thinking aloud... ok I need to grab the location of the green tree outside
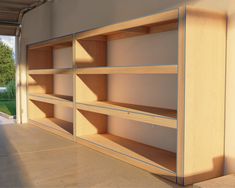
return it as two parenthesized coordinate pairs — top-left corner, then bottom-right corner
(0, 41), (15, 86)
(0, 40), (16, 116)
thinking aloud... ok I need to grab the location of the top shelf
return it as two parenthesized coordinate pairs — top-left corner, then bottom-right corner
(76, 9), (178, 40)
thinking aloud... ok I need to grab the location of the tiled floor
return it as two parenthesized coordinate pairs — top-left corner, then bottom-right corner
(0, 124), (191, 188)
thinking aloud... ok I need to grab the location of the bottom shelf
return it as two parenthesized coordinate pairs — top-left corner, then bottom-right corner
(77, 133), (176, 179)
(30, 118), (74, 140)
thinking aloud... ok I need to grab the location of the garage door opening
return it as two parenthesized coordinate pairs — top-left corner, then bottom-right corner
(0, 35), (16, 125)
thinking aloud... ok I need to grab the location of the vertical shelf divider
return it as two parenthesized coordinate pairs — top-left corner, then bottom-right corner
(177, 6), (186, 185)
(72, 35), (77, 140)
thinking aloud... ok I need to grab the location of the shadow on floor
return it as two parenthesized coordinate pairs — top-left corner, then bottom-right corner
(0, 125), (33, 187)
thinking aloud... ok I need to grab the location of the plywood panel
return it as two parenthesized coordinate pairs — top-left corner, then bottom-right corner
(183, 7), (226, 185)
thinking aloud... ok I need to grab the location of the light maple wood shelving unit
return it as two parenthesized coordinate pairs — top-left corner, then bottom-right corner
(27, 7), (227, 185)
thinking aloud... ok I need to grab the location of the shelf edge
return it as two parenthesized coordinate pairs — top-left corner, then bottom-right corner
(76, 102), (177, 129)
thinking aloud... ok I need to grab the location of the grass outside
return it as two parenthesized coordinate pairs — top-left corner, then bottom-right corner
(0, 99), (16, 116)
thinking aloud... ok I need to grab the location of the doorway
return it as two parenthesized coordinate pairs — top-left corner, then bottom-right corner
(0, 35), (16, 125)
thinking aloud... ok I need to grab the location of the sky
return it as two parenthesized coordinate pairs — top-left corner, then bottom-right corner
(0, 35), (15, 54)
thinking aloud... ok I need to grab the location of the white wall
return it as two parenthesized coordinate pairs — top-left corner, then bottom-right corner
(51, 0), (183, 37)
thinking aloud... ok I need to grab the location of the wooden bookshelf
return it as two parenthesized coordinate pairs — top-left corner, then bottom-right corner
(76, 65), (177, 75)
(76, 101), (177, 129)
(27, 7), (227, 185)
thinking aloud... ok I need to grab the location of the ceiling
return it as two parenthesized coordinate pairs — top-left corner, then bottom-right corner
(0, 0), (48, 36)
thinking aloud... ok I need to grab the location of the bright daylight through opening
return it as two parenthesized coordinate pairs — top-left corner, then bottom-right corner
(0, 35), (16, 125)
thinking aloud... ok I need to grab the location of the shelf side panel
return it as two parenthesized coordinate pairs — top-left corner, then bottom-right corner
(177, 6), (186, 185)
(183, 7), (226, 185)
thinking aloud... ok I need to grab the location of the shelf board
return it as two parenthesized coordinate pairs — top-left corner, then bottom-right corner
(29, 94), (73, 108)
(76, 65), (177, 75)
(77, 134), (176, 177)
(30, 118), (73, 140)
(76, 101), (177, 129)
(28, 68), (74, 75)
(76, 9), (178, 40)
